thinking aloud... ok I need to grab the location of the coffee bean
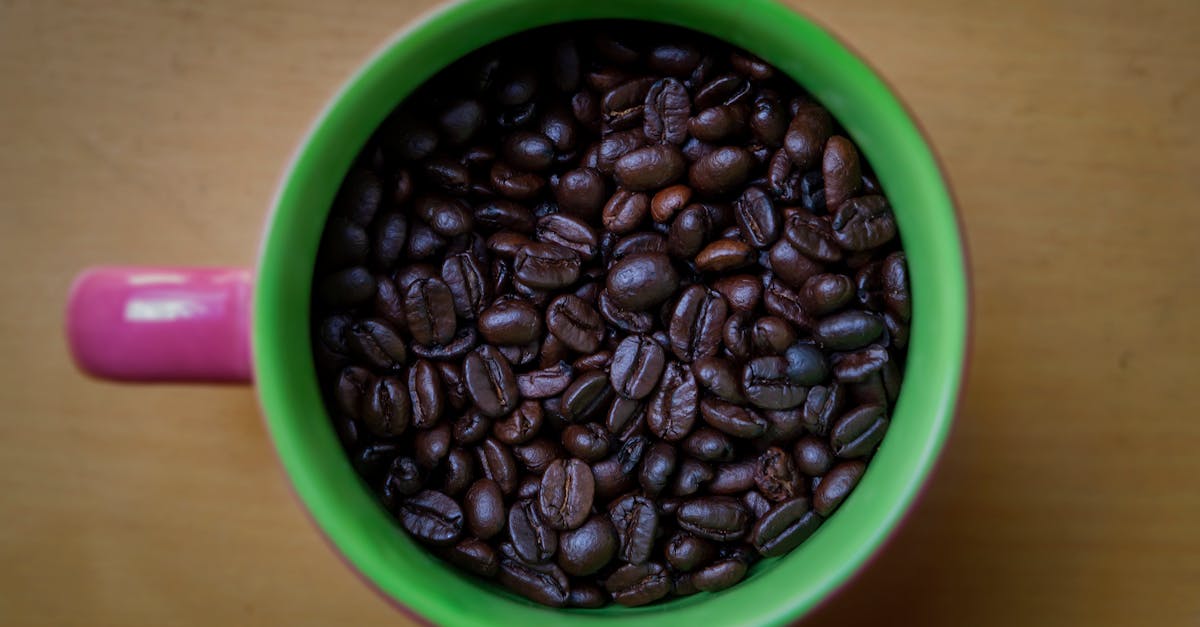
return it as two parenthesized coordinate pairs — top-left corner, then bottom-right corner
(822, 136), (862, 211)
(743, 356), (807, 410)
(453, 411), (491, 446)
(614, 144), (686, 191)
(598, 289), (654, 333)
(568, 584), (607, 608)
(558, 515), (618, 576)
(700, 397), (767, 439)
(606, 562), (671, 607)
(767, 239), (824, 289)
(603, 77), (655, 130)
(802, 383), (845, 436)
(665, 533), (718, 572)
(693, 558), (748, 592)
(514, 243), (581, 290)
(362, 376), (411, 437)
(464, 478), (506, 539)
(734, 186), (780, 248)
(398, 490), (463, 547)
(410, 326), (478, 361)
(693, 357), (747, 404)
(508, 498), (558, 564)
(708, 460), (757, 494)
(831, 403), (889, 458)
(800, 273), (855, 316)
(722, 312), (753, 361)
(444, 537), (499, 578)
(602, 189), (650, 234)
(694, 74), (751, 110)
(882, 252), (911, 321)
(442, 448), (476, 495)
(794, 436), (834, 476)
(639, 441), (678, 496)
(648, 43), (702, 77)
(320, 216), (369, 268)
(517, 360), (574, 399)
(689, 105), (745, 143)
(831, 195), (897, 251)
(610, 334), (667, 400)
(813, 460), (866, 516)
(743, 490), (773, 519)
(605, 396), (646, 440)
(666, 204), (713, 258)
(689, 146), (753, 196)
(763, 279), (812, 329)
(537, 213), (599, 261)
(682, 427), (735, 462)
(476, 437), (519, 495)
(335, 366), (375, 423)
(676, 496), (749, 542)
(538, 459), (595, 530)
(751, 497), (822, 557)
(751, 316), (796, 356)
(712, 275), (762, 312)
(477, 298), (542, 345)
(383, 456), (423, 502)
(605, 252), (679, 311)
(561, 370), (615, 423)
(668, 285), (728, 362)
(671, 459), (714, 497)
(404, 278), (457, 346)
(755, 446), (803, 501)
(440, 253), (489, 319)
(561, 423), (611, 462)
(318, 266), (376, 308)
(498, 555), (569, 607)
(784, 343), (830, 386)
(784, 210), (842, 263)
(643, 77), (690, 145)
(492, 401), (544, 445)
(784, 102), (832, 171)
(546, 295), (604, 353)
(616, 435), (650, 476)
(646, 362), (699, 441)
(650, 184), (692, 223)
(597, 128), (647, 174)
(815, 311), (884, 351)
(464, 345), (518, 417)
(695, 239), (756, 272)
(609, 494), (659, 564)
(414, 423), (451, 469)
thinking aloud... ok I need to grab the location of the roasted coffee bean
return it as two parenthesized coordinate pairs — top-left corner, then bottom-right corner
(743, 490), (773, 519)
(552, 167), (607, 218)
(831, 403), (889, 458)
(651, 184), (692, 223)
(517, 474), (542, 501)
(813, 460), (866, 516)
(514, 243), (581, 290)
(646, 362), (699, 441)
(562, 423), (612, 462)
(666, 204), (712, 258)
(383, 456), (423, 504)
(568, 584), (608, 608)
(614, 144), (686, 191)
(436, 363), (468, 413)
(558, 515), (618, 576)
(743, 356), (807, 410)
(413, 194), (473, 237)
(517, 360), (574, 398)
(498, 555), (570, 607)
(605, 396), (646, 441)
(603, 77), (655, 130)
(414, 423), (451, 469)
(648, 43), (702, 76)
(762, 407), (805, 444)
(607, 562), (671, 607)
(734, 187), (780, 248)
(832, 344), (890, 382)
(693, 558), (748, 592)
(722, 312), (753, 361)
(465, 478), (506, 539)
(355, 441), (401, 481)
(478, 298), (542, 345)
(445, 537), (499, 578)
(476, 437), (519, 495)
(644, 77), (690, 145)
(320, 216), (369, 268)
(334, 365), (375, 418)
(751, 496), (822, 557)
(695, 239), (756, 272)
(437, 98), (486, 144)
(784, 342), (830, 386)
(689, 146), (754, 196)
(592, 457), (636, 503)
(561, 370), (615, 423)
(602, 189), (650, 234)
(362, 376), (411, 437)
(476, 199), (536, 234)
(318, 266), (376, 307)
(784, 102), (833, 171)
(665, 533), (718, 572)
(537, 213), (599, 260)
(370, 276), (407, 327)
(708, 460), (757, 494)
(671, 458), (714, 496)
(442, 448), (476, 495)
(794, 436), (834, 476)
(712, 275), (762, 312)
(688, 105), (744, 143)
(598, 289), (654, 333)
(453, 411), (491, 445)
(763, 279), (812, 330)
(801, 273), (855, 315)
(700, 397), (767, 439)
(677, 496), (749, 542)
(802, 383), (845, 436)
(501, 130), (555, 172)
(546, 294), (604, 353)
(639, 441), (678, 496)
(610, 494), (659, 564)
(508, 498), (558, 564)
(538, 459), (595, 531)
(464, 345), (519, 417)
(694, 73), (751, 109)
(420, 158), (471, 195)
(751, 316), (796, 356)
(784, 210), (841, 263)
(750, 93), (788, 147)
(512, 438), (565, 475)
(398, 490), (463, 547)
(668, 285), (728, 362)
(492, 401), (544, 445)
(831, 195), (897, 251)
(406, 360), (445, 429)
(815, 311), (884, 351)
(410, 326), (478, 361)
(606, 252), (680, 311)
(440, 253), (489, 320)
(610, 334), (667, 400)
(693, 356), (746, 404)
(755, 447), (803, 501)
(405, 223), (446, 260)
(404, 278), (457, 346)
(882, 252), (911, 321)
(822, 136), (862, 211)
(682, 427), (735, 462)
(767, 238), (824, 289)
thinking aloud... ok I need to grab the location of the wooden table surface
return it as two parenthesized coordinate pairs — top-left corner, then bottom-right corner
(2, 0), (1198, 625)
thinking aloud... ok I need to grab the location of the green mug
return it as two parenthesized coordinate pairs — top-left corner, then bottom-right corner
(66, 0), (968, 624)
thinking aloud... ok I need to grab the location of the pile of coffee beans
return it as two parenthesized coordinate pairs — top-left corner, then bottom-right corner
(312, 22), (910, 608)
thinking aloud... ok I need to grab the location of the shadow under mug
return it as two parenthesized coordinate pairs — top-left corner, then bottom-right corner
(66, 0), (968, 624)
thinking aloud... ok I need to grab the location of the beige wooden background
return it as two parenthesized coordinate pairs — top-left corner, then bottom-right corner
(2, 0), (1198, 625)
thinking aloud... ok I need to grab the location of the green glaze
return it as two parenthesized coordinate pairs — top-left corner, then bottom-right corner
(254, 0), (967, 624)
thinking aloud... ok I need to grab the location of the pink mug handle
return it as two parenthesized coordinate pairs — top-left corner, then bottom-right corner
(67, 267), (253, 383)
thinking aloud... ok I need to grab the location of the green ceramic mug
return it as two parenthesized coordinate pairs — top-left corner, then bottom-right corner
(66, 0), (967, 623)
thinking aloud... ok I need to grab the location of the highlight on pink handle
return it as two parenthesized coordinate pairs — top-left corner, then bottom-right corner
(66, 267), (253, 383)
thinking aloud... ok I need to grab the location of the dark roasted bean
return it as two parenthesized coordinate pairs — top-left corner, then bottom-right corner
(693, 356), (747, 404)
(688, 146), (754, 196)
(751, 496), (822, 557)
(693, 558), (748, 592)
(606, 252), (679, 311)
(404, 278), (457, 346)
(453, 411), (491, 446)
(813, 460), (866, 516)
(508, 498), (558, 564)
(802, 383), (845, 436)
(822, 136), (862, 211)
(671, 458), (713, 497)
(644, 78), (690, 145)
(441, 253), (489, 319)
(318, 266), (376, 307)
(751, 316), (796, 356)
(755, 446), (803, 501)
(615, 145), (686, 191)
(639, 441), (678, 496)
(558, 516), (618, 576)
(609, 494), (659, 564)
(767, 238), (824, 288)
(734, 187), (780, 248)
(602, 189), (650, 234)
(665, 533), (718, 572)
(801, 273), (855, 315)
(682, 427), (735, 462)
(492, 400), (543, 445)
(708, 460), (757, 494)
(794, 436), (835, 476)
(666, 204), (713, 258)
(646, 362), (699, 441)
(517, 360), (574, 398)
(546, 295), (604, 353)
(514, 243), (581, 290)
(407, 359), (445, 429)
(763, 279), (812, 329)
(650, 184), (692, 223)
(831, 403), (889, 458)
(606, 562), (671, 607)
(442, 448), (476, 495)
(498, 556), (569, 607)
(476, 437), (519, 495)
(831, 195), (897, 251)
(398, 490), (463, 547)
(561, 423), (611, 462)
(722, 312), (753, 361)
(700, 397), (767, 439)
(478, 297), (542, 345)
(538, 458), (595, 530)
(882, 252), (911, 321)
(561, 370), (615, 423)
(695, 238), (756, 272)
(445, 537), (499, 578)
(784, 102), (832, 171)
(816, 311), (884, 351)
(784, 342), (830, 386)
(668, 285), (728, 362)
(410, 326), (477, 361)
(677, 496), (749, 542)
(414, 423), (451, 470)
(712, 275), (762, 313)
(743, 490), (773, 519)
(362, 376), (410, 437)
(743, 356), (807, 410)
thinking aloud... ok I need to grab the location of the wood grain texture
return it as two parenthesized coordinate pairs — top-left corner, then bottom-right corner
(1, 0), (1197, 625)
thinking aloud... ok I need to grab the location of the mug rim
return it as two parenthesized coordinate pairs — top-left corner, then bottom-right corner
(253, 0), (969, 625)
